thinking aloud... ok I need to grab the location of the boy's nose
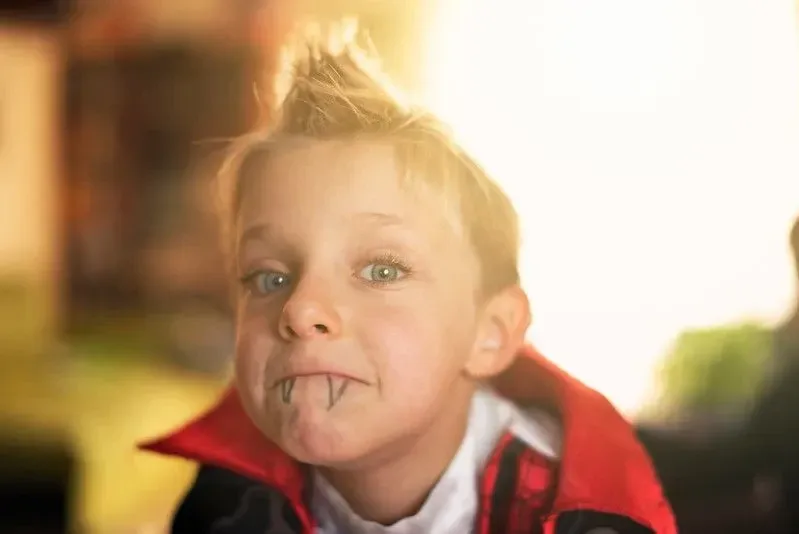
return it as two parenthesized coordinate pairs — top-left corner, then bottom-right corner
(278, 282), (342, 340)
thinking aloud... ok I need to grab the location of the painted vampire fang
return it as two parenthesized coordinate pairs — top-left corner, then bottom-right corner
(326, 375), (349, 410)
(276, 374), (351, 408)
(280, 377), (296, 404)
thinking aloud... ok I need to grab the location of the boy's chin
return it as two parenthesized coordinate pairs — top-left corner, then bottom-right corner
(279, 428), (372, 469)
(273, 411), (383, 468)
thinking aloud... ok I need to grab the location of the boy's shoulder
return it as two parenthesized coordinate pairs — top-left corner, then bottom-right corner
(142, 346), (676, 533)
(489, 347), (675, 532)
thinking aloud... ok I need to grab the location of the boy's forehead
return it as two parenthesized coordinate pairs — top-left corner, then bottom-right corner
(240, 140), (396, 198)
(237, 139), (465, 238)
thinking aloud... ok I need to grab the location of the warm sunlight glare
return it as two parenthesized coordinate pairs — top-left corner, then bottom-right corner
(424, 0), (799, 415)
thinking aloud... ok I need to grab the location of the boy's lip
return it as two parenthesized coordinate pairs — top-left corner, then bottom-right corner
(269, 371), (370, 389)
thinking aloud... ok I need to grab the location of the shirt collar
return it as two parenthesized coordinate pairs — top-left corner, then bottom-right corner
(309, 388), (535, 534)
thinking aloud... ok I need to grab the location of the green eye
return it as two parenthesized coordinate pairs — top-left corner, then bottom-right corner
(245, 271), (291, 294)
(360, 263), (403, 283)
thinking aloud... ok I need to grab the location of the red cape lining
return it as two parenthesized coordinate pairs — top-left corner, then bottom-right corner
(140, 346), (675, 531)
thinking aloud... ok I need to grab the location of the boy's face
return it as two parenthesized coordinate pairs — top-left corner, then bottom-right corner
(234, 140), (496, 467)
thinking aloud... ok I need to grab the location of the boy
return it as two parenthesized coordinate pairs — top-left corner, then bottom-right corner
(142, 28), (675, 534)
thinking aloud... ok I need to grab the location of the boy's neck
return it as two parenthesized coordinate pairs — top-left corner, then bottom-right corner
(318, 381), (474, 525)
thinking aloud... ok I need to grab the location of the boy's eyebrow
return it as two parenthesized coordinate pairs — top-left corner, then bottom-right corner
(238, 213), (404, 247)
(352, 212), (404, 226)
(238, 223), (273, 248)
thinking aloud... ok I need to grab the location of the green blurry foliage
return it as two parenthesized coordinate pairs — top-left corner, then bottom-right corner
(655, 322), (773, 416)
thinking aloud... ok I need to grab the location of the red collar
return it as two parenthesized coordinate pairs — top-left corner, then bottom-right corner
(140, 346), (670, 528)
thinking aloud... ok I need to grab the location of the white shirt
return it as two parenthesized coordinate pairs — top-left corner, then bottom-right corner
(311, 388), (560, 534)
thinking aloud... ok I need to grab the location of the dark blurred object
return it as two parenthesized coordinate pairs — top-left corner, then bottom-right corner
(640, 215), (799, 534)
(769, 216), (799, 373)
(638, 426), (789, 534)
(63, 45), (249, 373)
(64, 45), (249, 314)
(742, 359), (799, 532)
(0, 430), (74, 533)
(0, 0), (68, 22)
(740, 217), (799, 532)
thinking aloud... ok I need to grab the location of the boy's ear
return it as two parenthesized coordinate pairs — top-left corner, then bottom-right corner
(465, 284), (531, 379)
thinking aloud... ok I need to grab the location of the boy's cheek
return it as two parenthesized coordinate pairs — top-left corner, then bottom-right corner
(236, 294), (276, 321)
(370, 323), (456, 391)
(234, 328), (275, 399)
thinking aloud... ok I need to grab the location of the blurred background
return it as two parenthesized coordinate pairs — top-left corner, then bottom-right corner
(1, 0), (798, 532)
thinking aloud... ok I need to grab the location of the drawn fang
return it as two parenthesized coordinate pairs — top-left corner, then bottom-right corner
(327, 375), (350, 410)
(281, 378), (296, 404)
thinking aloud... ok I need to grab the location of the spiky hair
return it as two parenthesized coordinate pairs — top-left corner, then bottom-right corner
(221, 21), (521, 296)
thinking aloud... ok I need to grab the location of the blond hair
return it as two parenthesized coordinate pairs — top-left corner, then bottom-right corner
(221, 22), (520, 296)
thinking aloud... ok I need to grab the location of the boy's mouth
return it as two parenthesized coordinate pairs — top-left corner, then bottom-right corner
(275, 374), (351, 410)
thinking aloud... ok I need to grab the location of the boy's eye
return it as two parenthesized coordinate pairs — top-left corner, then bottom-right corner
(359, 263), (405, 284)
(244, 271), (292, 294)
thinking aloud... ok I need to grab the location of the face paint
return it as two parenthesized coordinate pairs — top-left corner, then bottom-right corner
(276, 374), (351, 409)
(327, 375), (350, 410)
(280, 377), (296, 404)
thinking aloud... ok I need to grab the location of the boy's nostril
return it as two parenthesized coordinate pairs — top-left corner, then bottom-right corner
(313, 324), (329, 334)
